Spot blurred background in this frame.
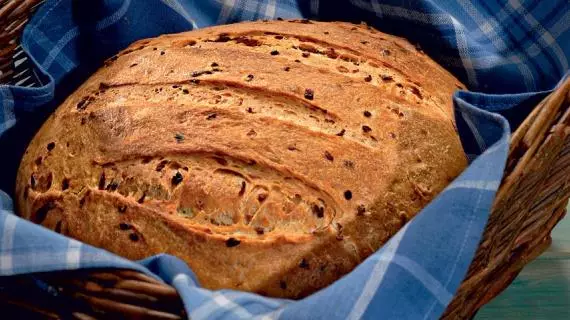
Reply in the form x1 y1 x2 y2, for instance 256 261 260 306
478 203 570 319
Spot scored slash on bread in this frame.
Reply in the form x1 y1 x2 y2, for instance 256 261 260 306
16 20 467 298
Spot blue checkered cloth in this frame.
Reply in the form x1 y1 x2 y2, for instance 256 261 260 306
1 1 569 319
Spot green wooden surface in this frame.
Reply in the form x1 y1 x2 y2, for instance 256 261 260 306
476 204 570 319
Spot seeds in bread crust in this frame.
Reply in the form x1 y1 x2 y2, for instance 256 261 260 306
304 89 314 100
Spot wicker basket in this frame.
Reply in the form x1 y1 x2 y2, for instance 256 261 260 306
1 1 569 319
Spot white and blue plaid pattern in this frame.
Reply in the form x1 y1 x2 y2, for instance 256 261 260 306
0 1 569 319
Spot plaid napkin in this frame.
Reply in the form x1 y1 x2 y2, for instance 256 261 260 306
1 1 569 319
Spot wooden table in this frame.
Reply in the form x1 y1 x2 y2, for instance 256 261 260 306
477 204 570 319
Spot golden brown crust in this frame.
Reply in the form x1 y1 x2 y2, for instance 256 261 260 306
16 20 467 298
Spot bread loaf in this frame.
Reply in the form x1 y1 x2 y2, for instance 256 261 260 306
16 20 467 298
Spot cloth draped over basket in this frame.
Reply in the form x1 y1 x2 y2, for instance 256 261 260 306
0 1 569 319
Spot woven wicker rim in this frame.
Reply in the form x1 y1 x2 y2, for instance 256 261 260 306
0 0 43 85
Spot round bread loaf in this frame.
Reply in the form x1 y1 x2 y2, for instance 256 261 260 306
16 20 467 298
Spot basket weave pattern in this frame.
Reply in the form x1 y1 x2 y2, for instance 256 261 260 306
443 79 570 319
0 0 43 86
1 1 569 319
